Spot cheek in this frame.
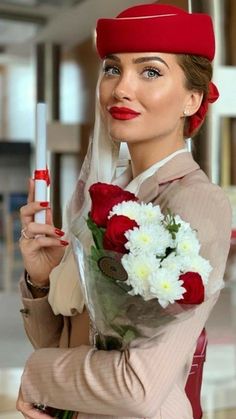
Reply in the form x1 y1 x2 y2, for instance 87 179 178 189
98 86 109 121
99 79 113 107
98 83 106 108
148 87 185 117
144 89 175 117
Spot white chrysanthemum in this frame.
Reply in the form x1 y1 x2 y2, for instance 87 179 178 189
149 268 185 308
125 224 173 256
172 215 191 233
160 252 183 274
109 201 142 223
175 229 200 256
121 253 160 300
110 201 164 226
181 254 212 285
137 202 164 225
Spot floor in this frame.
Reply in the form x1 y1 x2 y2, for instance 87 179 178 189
0 241 236 418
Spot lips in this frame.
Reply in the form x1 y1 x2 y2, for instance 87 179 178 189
109 106 141 120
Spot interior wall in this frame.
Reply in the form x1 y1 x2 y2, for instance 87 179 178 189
0 65 7 139
6 63 35 141
62 38 99 125
156 0 188 9
228 0 236 65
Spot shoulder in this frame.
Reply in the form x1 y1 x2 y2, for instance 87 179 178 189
159 170 232 243
176 171 230 211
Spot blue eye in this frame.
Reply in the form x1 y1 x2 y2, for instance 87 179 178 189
142 67 162 79
103 65 120 76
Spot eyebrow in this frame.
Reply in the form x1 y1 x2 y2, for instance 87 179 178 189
105 54 169 69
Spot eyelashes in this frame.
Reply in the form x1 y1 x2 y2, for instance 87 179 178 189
102 64 163 80
142 66 162 79
103 65 120 76
142 66 162 80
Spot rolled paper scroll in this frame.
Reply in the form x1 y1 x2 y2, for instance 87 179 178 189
34 103 49 224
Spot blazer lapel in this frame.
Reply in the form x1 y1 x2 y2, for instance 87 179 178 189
138 152 200 203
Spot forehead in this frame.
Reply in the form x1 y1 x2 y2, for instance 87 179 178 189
104 52 178 66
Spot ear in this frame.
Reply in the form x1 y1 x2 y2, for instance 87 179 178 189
184 90 204 116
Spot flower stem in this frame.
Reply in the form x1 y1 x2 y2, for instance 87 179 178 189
62 410 74 419
53 409 75 418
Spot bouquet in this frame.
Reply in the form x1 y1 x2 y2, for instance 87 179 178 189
71 182 212 351
51 182 212 418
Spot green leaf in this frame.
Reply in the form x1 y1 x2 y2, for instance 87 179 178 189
163 208 181 240
111 324 140 342
87 215 105 249
90 245 104 262
123 329 137 345
97 290 121 321
116 281 132 293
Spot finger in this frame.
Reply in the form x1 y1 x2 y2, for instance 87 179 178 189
33 236 69 249
21 404 52 419
21 202 50 218
23 222 65 239
27 178 35 204
20 235 69 252
28 406 53 419
20 202 50 228
17 387 52 419
17 400 52 419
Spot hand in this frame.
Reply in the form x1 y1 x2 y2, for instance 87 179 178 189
19 178 68 286
16 387 52 418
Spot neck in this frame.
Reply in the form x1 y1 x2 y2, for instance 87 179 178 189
128 136 186 178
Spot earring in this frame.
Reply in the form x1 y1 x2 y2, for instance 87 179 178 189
183 110 189 116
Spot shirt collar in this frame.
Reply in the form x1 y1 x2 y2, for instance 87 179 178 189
137 151 200 203
113 149 200 203
126 148 189 194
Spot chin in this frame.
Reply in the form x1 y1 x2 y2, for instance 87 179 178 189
108 125 137 143
110 136 123 144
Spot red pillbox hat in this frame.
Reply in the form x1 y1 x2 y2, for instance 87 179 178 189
96 3 215 61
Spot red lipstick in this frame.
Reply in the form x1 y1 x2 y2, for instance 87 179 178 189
109 106 140 120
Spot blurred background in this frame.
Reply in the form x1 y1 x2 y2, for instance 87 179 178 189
0 0 236 418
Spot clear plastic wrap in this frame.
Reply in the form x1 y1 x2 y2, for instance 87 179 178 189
72 235 204 350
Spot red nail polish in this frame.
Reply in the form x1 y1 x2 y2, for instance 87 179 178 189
55 228 65 237
40 201 49 207
60 240 69 246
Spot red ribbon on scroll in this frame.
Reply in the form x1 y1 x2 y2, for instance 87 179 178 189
34 169 50 186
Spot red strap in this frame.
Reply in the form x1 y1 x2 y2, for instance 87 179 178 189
34 169 50 186
231 229 236 240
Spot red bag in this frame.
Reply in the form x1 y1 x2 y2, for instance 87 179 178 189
185 329 207 419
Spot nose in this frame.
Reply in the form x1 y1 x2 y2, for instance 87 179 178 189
112 74 134 101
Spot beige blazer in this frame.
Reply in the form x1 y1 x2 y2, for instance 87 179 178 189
20 153 232 419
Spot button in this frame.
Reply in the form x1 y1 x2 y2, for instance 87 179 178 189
20 308 29 317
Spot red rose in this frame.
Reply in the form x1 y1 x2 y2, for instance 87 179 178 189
179 272 204 305
89 182 138 227
103 215 138 254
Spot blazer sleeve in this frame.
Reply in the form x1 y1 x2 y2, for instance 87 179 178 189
20 277 63 349
21 184 232 417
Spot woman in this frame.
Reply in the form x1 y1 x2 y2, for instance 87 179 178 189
17 4 231 419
